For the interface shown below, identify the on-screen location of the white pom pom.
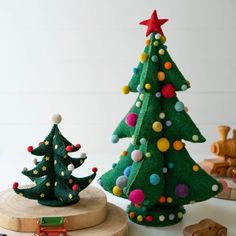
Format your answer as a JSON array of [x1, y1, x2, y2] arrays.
[[80, 152, 87, 158], [68, 164, 75, 171], [51, 114, 62, 124], [33, 158, 38, 165]]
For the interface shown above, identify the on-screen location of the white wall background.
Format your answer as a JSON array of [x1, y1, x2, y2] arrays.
[[0, 0, 235, 188]]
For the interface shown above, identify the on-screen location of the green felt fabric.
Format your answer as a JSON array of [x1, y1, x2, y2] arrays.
[[14, 124, 96, 207], [100, 32, 222, 226]]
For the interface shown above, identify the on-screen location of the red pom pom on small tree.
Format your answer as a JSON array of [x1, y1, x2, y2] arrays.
[[66, 145, 73, 152], [75, 144, 81, 149], [92, 167, 98, 173], [27, 146, 34, 152], [13, 182, 19, 189], [72, 184, 79, 191]]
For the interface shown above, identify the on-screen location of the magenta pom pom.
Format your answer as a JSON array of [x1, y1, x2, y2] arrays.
[[126, 113, 138, 127], [129, 189, 145, 204]]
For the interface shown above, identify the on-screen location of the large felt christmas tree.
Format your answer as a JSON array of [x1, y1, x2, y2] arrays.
[[99, 10, 222, 226], [13, 114, 97, 206]]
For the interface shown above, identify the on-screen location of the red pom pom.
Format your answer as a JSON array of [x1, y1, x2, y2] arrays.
[[66, 145, 73, 152], [72, 184, 79, 191], [27, 146, 33, 152], [146, 215, 153, 222], [92, 167, 98, 173], [75, 144, 81, 149], [13, 182, 19, 189], [161, 84, 176, 99]]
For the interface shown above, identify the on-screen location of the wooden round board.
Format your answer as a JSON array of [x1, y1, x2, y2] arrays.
[[0, 185, 107, 232], [0, 203, 128, 236]]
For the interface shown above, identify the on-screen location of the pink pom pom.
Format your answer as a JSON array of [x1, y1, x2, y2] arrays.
[[27, 146, 33, 152], [131, 150, 143, 162], [146, 215, 153, 222], [38, 142, 43, 146], [12, 182, 19, 189], [92, 167, 98, 173], [161, 84, 176, 99], [126, 113, 138, 127], [72, 184, 79, 191], [129, 189, 145, 204], [66, 145, 73, 152]]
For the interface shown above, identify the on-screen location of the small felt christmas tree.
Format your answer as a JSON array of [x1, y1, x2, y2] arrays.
[[99, 10, 222, 226], [13, 114, 97, 207]]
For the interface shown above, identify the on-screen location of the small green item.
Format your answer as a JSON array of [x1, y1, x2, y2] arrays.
[[13, 114, 97, 206], [40, 217, 64, 227]]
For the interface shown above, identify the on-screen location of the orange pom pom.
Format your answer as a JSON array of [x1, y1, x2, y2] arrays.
[[164, 62, 172, 70], [173, 140, 184, 151], [157, 72, 165, 81], [159, 196, 166, 203], [145, 39, 150, 45]]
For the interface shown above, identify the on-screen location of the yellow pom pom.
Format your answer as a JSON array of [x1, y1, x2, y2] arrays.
[[145, 83, 151, 90], [167, 197, 173, 203], [173, 140, 184, 151], [113, 186, 122, 196], [157, 138, 170, 152], [122, 85, 130, 94], [139, 52, 148, 63], [192, 165, 199, 172], [161, 35, 167, 44], [137, 215, 143, 222], [152, 121, 163, 132], [157, 71, 165, 81]]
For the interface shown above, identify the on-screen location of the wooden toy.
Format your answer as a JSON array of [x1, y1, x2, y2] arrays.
[[37, 217, 67, 236], [202, 126, 236, 177], [183, 218, 227, 236]]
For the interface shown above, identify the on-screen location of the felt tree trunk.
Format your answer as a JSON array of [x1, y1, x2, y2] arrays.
[[99, 10, 222, 227], [13, 114, 97, 207]]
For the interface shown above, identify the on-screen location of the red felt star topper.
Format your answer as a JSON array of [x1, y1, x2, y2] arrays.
[[139, 10, 168, 36]]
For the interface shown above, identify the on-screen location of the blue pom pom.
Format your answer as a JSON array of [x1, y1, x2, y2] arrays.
[[137, 84, 142, 93], [133, 67, 138, 74], [181, 84, 188, 91], [116, 176, 128, 189], [140, 138, 147, 144], [151, 55, 158, 62], [111, 134, 119, 143], [149, 174, 160, 185], [174, 101, 184, 112], [155, 92, 161, 98], [123, 166, 131, 177], [168, 162, 174, 168]]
